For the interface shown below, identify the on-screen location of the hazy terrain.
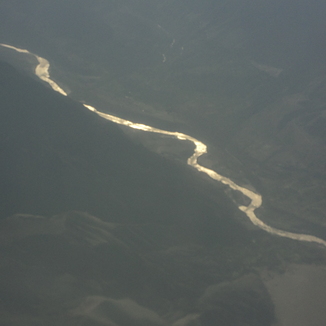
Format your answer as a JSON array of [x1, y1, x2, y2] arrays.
[[1, 1, 326, 325], [2, 0, 326, 234]]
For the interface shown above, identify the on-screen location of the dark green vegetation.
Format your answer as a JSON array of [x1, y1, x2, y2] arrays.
[[2, 0, 325, 235], [1, 1, 326, 325], [0, 57, 325, 326]]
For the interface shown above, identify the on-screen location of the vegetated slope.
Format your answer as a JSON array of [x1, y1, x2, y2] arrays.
[[0, 59, 282, 326]]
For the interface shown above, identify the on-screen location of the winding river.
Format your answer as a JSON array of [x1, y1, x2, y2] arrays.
[[2, 43, 326, 247]]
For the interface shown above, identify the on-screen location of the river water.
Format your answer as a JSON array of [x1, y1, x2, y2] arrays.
[[1, 43, 325, 248]]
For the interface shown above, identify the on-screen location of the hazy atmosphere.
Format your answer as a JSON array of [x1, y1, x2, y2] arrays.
[[1, 1, 326, 325]]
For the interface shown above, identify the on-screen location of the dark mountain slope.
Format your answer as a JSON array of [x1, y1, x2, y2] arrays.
[[0, 48, 324, 326], [0, 60, 245, 243], [1, 0, 325, 234], [0, 60, 284, 326]]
